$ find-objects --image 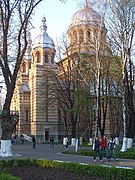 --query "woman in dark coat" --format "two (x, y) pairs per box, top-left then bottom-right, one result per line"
(93, 136), (102, 161)
(32, 136), (36, 149)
